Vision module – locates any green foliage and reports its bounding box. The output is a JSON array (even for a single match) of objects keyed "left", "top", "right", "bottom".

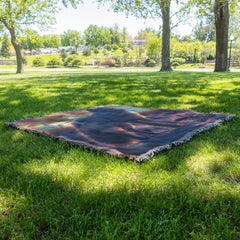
[
  {"left": 47, "top": 57, "right": 63, "bottom": 68},
  {"left": 33, "top": 56, "right": 45, "bottom": 67},
  {"left": 70, "top": 48, "right": 78, "bottom": 55},
  {"left": 114, "top": 49, "right": 124, "bottom": 55},
  {"left": 93, "top": 48, "right": 100, "bottom": 54},
  {"left": 40, "top": 34, "right": 61, "bottom": 48},
  {"left": 103, "top": 49, "right": 108, "bottom": 55},
  {"left": 229, "top": 5, "right": 240, "bottom": 41},
  {"left": 61, "top": 30, "right": 83, "bottom": 49},
  {"left": 19, "top": 29, "right": 42, "bottom": 51},
  {"left": 84, "top": 25, "right": 111, "bottom": 47},
  {"left": 146, "top": 36, "right": 161, "bottom": 62},
  {"left": 64, "top": 55, "right": 76, "bottom": 66},
  {"left": 135, "top": 28, "right": 154, "bottom": 42},
  {"left": 64, "top": 55, "right": 83, "bottom": 67},
  {"left": 71, "top": 57, "right": 83, "bottom": 67},
  {"left": 193, "top": 49, "right": 199, "bottom": 63},
  {"left": 112, "top": 55, "right": 123, "bottom": 67},
  {"left": 109, "top": 24, "right": 121, "bottom": 45},
  {"left": 0, "top": 0, "right": 76, "bottom": 73},
  {"left": 144, "top": 58, "right": 156, "bottom": 67},
  {"left": 82, "top": 49, "right": 91, "bottom": 57},
  {"left": 188, "top": 0, "right": 238, "bottom": 18},
  {"left": 121, "top": 27, "right": 128, "bottom": 44},
  {"left": 0, "top": 37, "right": 11, "bottom": 59},
  {"left": 62, "top": 0, "right": 82, "bottom": 8},
  {"left": 200, "top": 48, "right": 211, "bottom": 63},
  {"left": 94, "top": 58, "right": 101, "bottom": 66},
  {"left": 171, "top": 62, "right": 180, "bottom": 68},
  {"left": 122, "top": 47, "right": 128, "bottom": 53},
  {"left": 60, "top": 49, "right": 68, "bottom": 60},
  {"left": 231, "top": 42, "right": 240, "bottom": 62},
  {"left": 135, "top": 45, "right": 146, "bottom": 59},
  {"left": 171, "top": 39, "right": 216, "bottom": 62},
  {"left": 96, "top": 0, "right": 162, "bottom": 20},
  {"left": 0, "top": 0, "right": 60, "bottom": 32},
  {"left": 193, "top": 21, "right": 215, "bottom": 42},
  {"left": 133, "top": 58, "right": 144, "bottom": 67},
  {"left": 123, "top": 53, "right": 131, "bottom": 66},
  {"left": 106, "top": 44, "right": 112, "bottom": 51},
  {"left": 129, "top": 42, "right": 134, "bottom": 50},
  {"left": 112, "top": 43, "right": 119, "bottom": 51},
  {"left": 170, "top": 58, "right": 186, "bottom": 65}
]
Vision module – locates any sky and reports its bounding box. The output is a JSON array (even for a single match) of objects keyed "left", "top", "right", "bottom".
[{"left": 40, "top": 1, "right": 195, "bottom": 37}]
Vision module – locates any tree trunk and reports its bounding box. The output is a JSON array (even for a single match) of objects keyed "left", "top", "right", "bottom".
[
  {"left": 9, "top": 27, "right": 24, "bottom": 73},
  {"left": 160, "top": 0, "right": 172, "bottom": 71},
  {"left": 214, "top": 0, "right": 229, "bottom": 72}
]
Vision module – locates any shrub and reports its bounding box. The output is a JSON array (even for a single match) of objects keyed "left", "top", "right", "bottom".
[
  {"left": 193, "top": 49, "right": 199, "bottom": 63},
  {"left": 133, "top": 58, "right": 143, "bottom": 67},
  {"left": 200, "top": 56, "right": 207, "bottom": 64},
  {"left": 64, "top": 56, "right": 83, "bottom": 67},
  {"left": 82, "top": 49, "right": 91, "bottom": 57},
  {"left": 103, "top": 49, "right": 108, "bottom": 55},
  {"left": 102, "top": 57, "right": 116, "bottom": 67},
  {"left": 60, "top": 49, "right": 68, "bottom": 60},
  {"left": 33, "top": 56, "right": 45, "bottom": 67},
  {"left": 126, "top": 60, "right": 134, "bottom": 67},
  {"left": 170, "top": 58, "right": 185, "bottom": 65},
  {"left": 94, "top": 58, "right": 101, "bottom": 66},
  {"left": 173, "top": 50, "right": 187, "bottom": 59},
  {"left": 144, "top": 58, "right": 156, "bottom": 67},
  {"left": 122, "top": 47, "right": 128, "bottom": 53},
  {"left": 70, "top": 48, "right": 78, "bottom": 55},
  {"left": 123, "top": 53, "right": 130, "bottom": 67},
  {"left": 47, "top": 57, "right": 62, "bottom": 68},
  {"left": 114, "top": 49, "right": 124, "bottom": 55},
  {"left": 112, "top": 44, "right": 119, "bottom": 51},
  {"left": 112, "top": 55, "right": 123, "bottom": 67},
  {"left": 147, "top": 36, "right": 161, "bottom": 62},
  {"left": 64, "top": 56, "right": 75, "bottom": 66},
  {"left": 94, "top": 48, "right": 99, "bottom": 54},
  {"left": 106, "top": 45, "right": 112, "bottom": 51},
  {"left": 171, "top": 62, "right": 180, "bottom": 68},
  {"left": 208, "top": 54, "right": 215, "bottom": 60},
  {"left": 71, "top": 57, "right": 83, "bottom": 67},
  {"left": 129, "top": 43, "right": 134, "bottom": 50}
]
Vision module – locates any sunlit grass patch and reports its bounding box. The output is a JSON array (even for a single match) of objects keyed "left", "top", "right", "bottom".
[{"left": 0, "top": 71, "right": 239, "bottom": 239}]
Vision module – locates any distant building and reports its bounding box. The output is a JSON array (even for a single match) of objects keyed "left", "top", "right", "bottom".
[
  {"left": 39, "top": 48, "right": 58, "bottom": 54},
  {"left": 132, "top": 40, "right": 147, "bottom": 47},
  {"left": 58, "top": 46, "right": 75, "bottom": 53},
  {"left": 78, "top": 45, "right": 89, "bottom": 52},
  {"left": 24, "top": 50, "right": 41, "bottom": 55}
]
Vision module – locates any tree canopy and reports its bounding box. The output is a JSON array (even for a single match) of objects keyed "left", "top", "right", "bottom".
[
  {"left": 84, "top": 25, "right": 111, "bottom": 47},
  {"left": 61, "top": 30, "right": 83, "bottom": 49},
  {"left": 0, "top": 36, "right": 11, "bottom": 59},
  {"left": 0, "top": 0, "right": 83, "bottom": 73},
  {"left": 96, "top": 0, "right": 183, "bottom": 71}
]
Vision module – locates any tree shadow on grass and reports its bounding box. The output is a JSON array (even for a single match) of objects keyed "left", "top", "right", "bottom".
[
  {"left": 1, "top": 71, "right": 239, "bottom": 169},
  {"left": 1, "top": 146, "right": 240, "bottom": 239},
  {"left": 0, "top": 71, "right": 240, "bottom": 239}
]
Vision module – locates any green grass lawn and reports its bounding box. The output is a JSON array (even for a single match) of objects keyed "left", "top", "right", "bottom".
[{"left": 0, "top": 71, "right": 239, "bottom": 239}]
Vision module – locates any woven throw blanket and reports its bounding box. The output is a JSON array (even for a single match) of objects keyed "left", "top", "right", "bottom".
[{"left": 5, "top": 105, "right": 235, "bottom": 162}]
